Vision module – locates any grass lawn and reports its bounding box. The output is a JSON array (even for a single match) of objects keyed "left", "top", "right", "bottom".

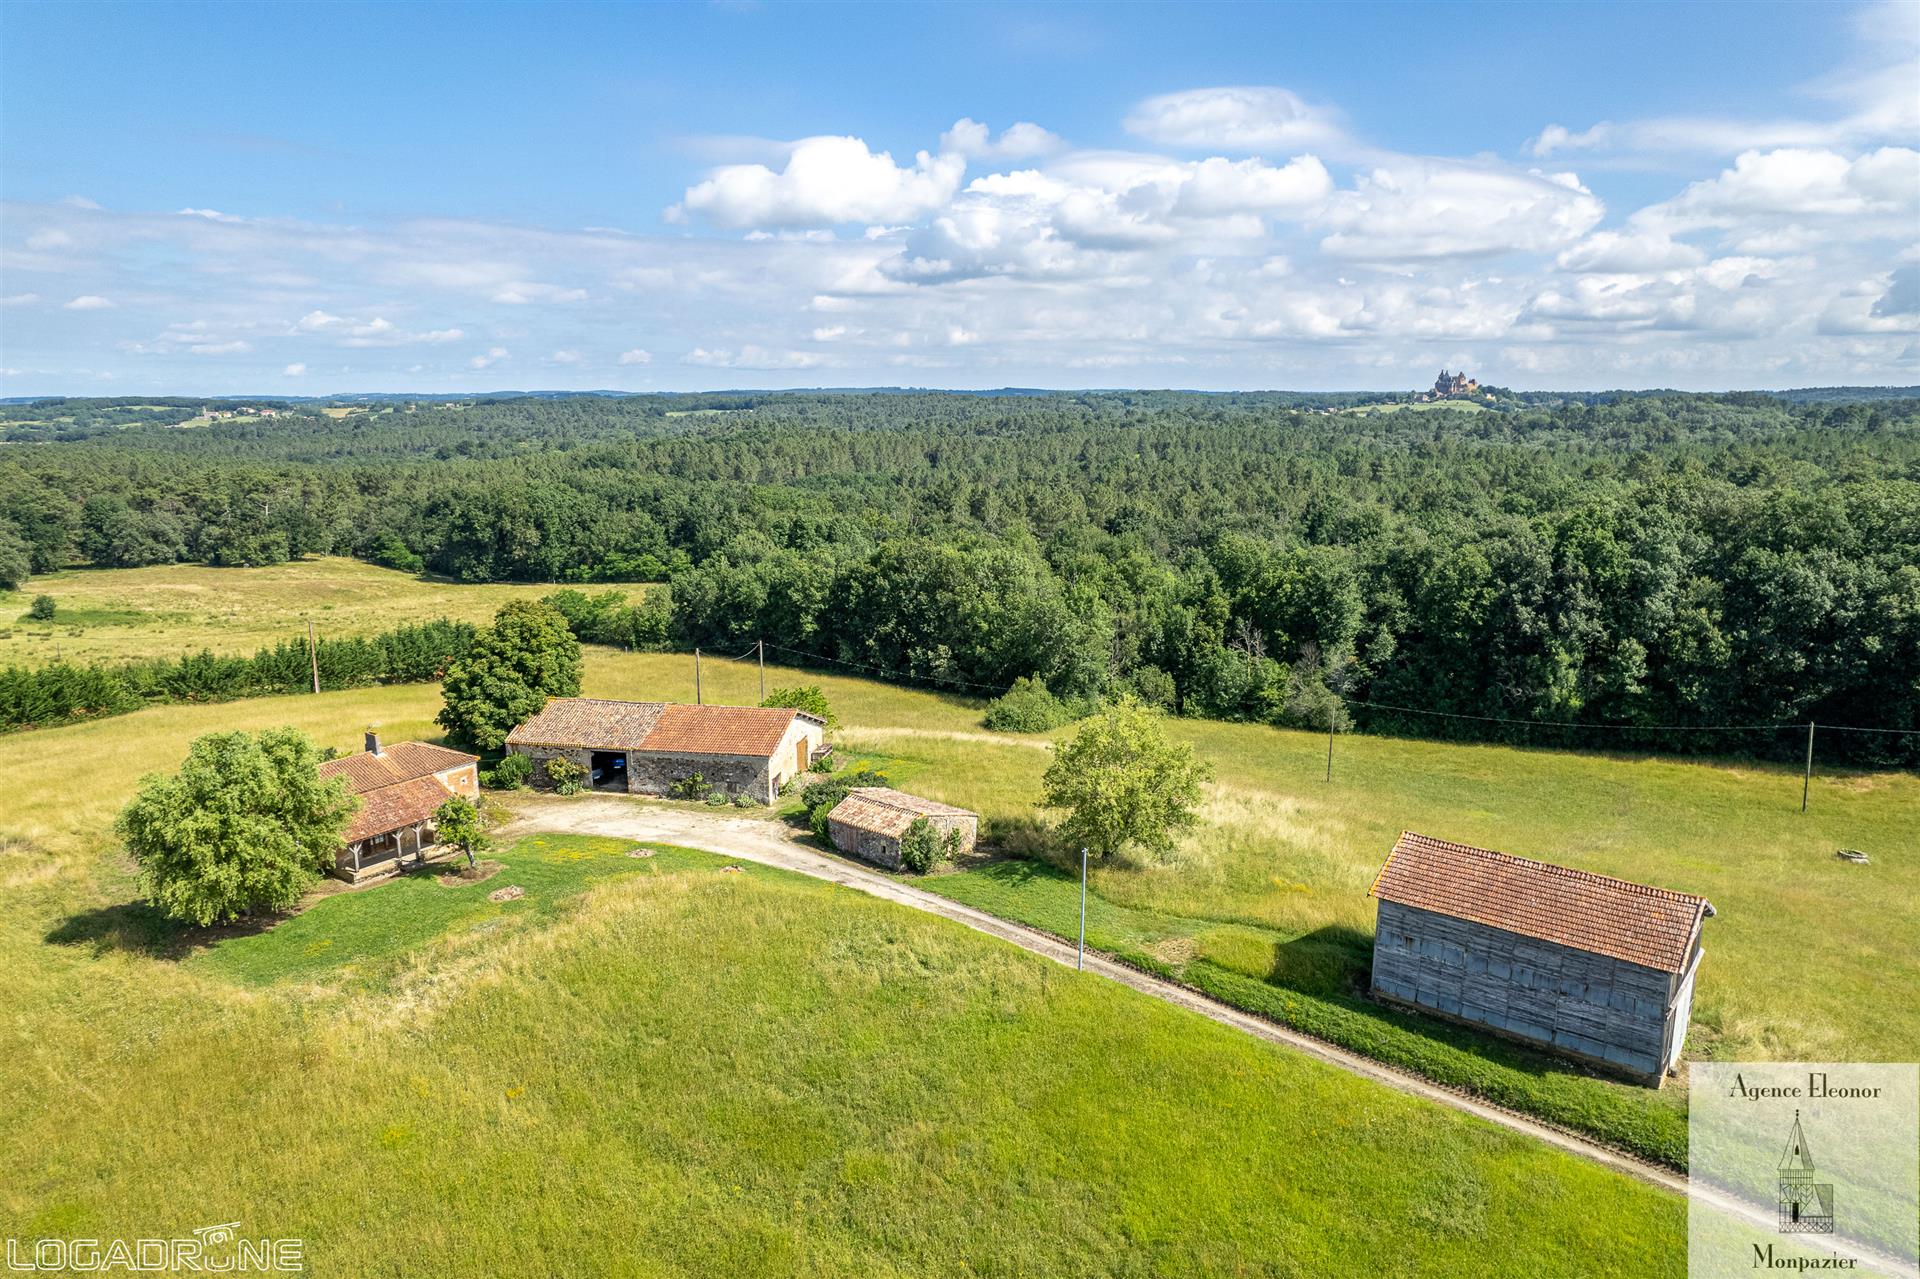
[
  {"left": 0, "top": 556, "right": 653, "bottom": 667},
  {"left": 8, "top": 832, "right": 1686, "bottom": 1276},
  {"left": 3, "top": 578, "right": 1914, "bottom": 1268}
]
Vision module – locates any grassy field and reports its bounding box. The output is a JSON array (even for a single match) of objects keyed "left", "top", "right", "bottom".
[
  {"left": 4, "top": 582, "right": 1914, "bottom": 1269},
  {"left": 0, "top": 557, "right": 651, "bottom": 666},
  {"left": 3, "top": 760, "right": 1690, "bottom": 1274}
]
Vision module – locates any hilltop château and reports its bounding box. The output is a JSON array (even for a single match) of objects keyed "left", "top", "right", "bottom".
[{"left": 1433, "top": 369, "right": 1479, "bottom": 398}]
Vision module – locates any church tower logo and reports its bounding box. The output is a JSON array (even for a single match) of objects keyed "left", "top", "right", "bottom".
[{"left": 1777, "top": 1109, "right": 1836, "bottom": 1234}]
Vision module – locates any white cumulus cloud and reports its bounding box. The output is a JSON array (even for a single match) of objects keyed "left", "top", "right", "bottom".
[
  {"left": 1319, "top": 162, "right": 1604, "bottom": 259},
  {"left": 1124, "top": 86, "right": 1346, "bottom": 152},
  {"left": 617, "top": 348, "right": 653, "bottom": 365},
  {"left": 63, "top": 294, "right": 114, "bottom": 310},
  {"left": 671, "top": 135, "right": 966, "bottom": 228}
]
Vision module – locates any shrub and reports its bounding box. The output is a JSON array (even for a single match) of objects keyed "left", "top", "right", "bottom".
[
  {"left": 486, "top": 752, "right": 533, "bottom": 791},
  {"left": 984, "top": 675, "right": 1076, "bottom": 733},
  {"left": 731, "top": 793, "right": 758, "bottom": 808},
  {"left": 28, "top": 595, "right": 55, "bottom": 622},
  {"left": 668, "top": 773, "right": 708, "bottom": 801},
  {"left": 544, "top": 756, "right": 585, "bottom": 796},
  {"left": 704, "top": 791, "right": 729, "bottom": 807},
  {"left": 761, "top": 684, "right": 836, "bottom": 731},
  {"left": 899, "top": 817, "right": 942, "bottom": 874},
  {"left": 1042, "top": 696, "right": 1211, "bottom": 863},
  {"left": 810, "top": 804, "right": 835, "bottom": 842},
  {"left": 432, "top": 794, "right": 493, "bottom": 869}
]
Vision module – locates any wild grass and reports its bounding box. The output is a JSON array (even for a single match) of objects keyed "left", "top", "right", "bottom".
[
  {"left": 8, "top": 852, "right": 1685, "bottom": 1276},
  {"left": 3, "top": 579, "right": 1913, "bottom": 1268},
  {"left": 0, "top": 556, "right": 652, "bottom": 667}
]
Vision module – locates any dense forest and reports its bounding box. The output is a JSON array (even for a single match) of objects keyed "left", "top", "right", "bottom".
[{"left": 3, "top": 390, "right": 1916, "bottom": 763}]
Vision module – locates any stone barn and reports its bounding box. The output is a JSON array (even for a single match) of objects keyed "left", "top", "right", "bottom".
[
  {"left": 319, "top": 732, "right": 480, "bottom": 882},
  {"left": 826, "top": 787, "right": 978, "bottom": 870},
  {"left": 504, "top": 697, "right": 826, "bottom": 804},
  {"left": 1367, "top": 831, "right": 1713, "bottom": 1086}
]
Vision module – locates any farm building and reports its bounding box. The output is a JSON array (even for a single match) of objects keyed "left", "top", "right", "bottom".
[
  {"left": 319, "top": 732, "right": 480, "bottom": 883},
  {"left": 505, "top": 698, "right": 826, "bottom": 804},
  {"left": 1368, "top": 831, "right": 1713, "bottom": 1086},
  {"left": 825, "top": 787, "right": 978, "bottom": 870}
]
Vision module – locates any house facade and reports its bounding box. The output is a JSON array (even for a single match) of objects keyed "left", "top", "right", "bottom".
[
  {"left": 319, "top": 733, "right": 479, "bottom": 882},
  {"left": 504, "top": 698, "right": 826, "bottom": 804},
  {"left": 1368, "top": 831, "right": 1712, "bottom": 1086},
  {"left": 825, "top": 787, "right": 978, "bottom": 870}
]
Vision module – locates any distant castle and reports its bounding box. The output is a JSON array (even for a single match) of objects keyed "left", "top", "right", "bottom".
[{"left": 1432, "top": 369, "right": 1479, "bottom": 398}]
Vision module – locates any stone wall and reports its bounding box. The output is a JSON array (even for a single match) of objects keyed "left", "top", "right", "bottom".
[
  {"left": 627, "top": 750, "right": 773, "bottom": 802},
  {"left": 507, "top": 743, "right": 779, "bottom": 802},
  {"left": 828, "top": 819, "right": 903, "bottom": 869},
  {"left": 1370, "top": 899, "right": 1680, "bottom": 1084}
]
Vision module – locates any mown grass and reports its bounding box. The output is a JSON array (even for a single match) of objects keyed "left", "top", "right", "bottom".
[
  {"left": 0, "top": 556, "right": 652, "bottom": 666},
  {"left": 10, "top": 854, "right": 1687, "bottom": 1276},
  {"left": 188, "top": 835, "right": 731, "bottom": 986}
]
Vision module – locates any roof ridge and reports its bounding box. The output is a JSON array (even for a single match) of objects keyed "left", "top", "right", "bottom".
[{"left": 1399, "top": 831, "right": 1705, "bottom": 905}]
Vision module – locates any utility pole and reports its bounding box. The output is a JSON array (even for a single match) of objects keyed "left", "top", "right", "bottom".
[
  {"left": 695, "top": 647, "right": 702, "bottom": 705},
  {"left": 1802, "top": 722, "right": 1815, "bottom": 813},
  {"left": 758, "top": 639, "right": 766, "bottom": 702},
  {"left": 307, "top": 619, "right": 320, "bottom": 694},
  {"left": 1078, "top": 847, "right": 1088, "bottom": 972},
  {"left": 1326, "top": 718, "right": 1335, "bottom": 783}
]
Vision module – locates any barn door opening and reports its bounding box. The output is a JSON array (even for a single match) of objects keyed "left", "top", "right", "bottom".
[
  {"left": 589, "top": 751, "right": 628, "bottom": 792},
  {"left": 795, "top": 739, "right": 808, "bottom": 775}
]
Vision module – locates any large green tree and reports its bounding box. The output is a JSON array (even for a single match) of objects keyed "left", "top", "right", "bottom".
[
  {"left": 1041, "top": 697, "right": 1212, "bottom": 862},
  {"left": 437, "top": 600, "right": 583, "bottom": 750},
  {"left": 116, "top": 727, "right": 358, "bottom": 925}
]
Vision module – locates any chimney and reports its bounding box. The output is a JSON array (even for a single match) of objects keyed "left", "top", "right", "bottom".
[{"left": 365, "top": 729, "right": 382, "bottom": 756}]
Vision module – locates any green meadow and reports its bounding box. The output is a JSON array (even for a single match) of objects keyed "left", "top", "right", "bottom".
[{"left": 5, "top": 565, "right": 1916, "bottom": 1272}]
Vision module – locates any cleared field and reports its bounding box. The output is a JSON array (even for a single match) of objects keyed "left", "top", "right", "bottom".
[
  {"left": 0, "top": 557, "right": 652, "bottom": 666},
  {"left": 1, "top": 685, "right": 1691, "bottom": 1274}
]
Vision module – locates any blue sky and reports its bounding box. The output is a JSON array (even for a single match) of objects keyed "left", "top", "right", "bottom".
[{"left": 2, "top": 0, "right": 1915, "bottom": 393}]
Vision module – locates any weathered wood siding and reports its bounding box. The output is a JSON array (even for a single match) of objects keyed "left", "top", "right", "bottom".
[{"left": 1370, "top": 900, "right": 1680, "bottom": 1082}]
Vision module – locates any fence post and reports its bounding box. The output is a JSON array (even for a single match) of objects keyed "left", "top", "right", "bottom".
[
  {"left": 695, "top": 647, "right": 702, "bottom": 705},
  {"left": 1801, "top": 721, "right": 1815, "bottom": 813},
  {"left": 1326, "top": 718, "right": 1335, "bottom": 783},
  {"left": 307, "top": 619, "right": 320, "bottom": 694},
  {"left": 758, "top": 639, "right": 766, "bottom": 702}
]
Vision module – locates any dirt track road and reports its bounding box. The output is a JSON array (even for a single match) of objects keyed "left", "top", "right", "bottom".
[{"left": 502, "top": 793, "right": 1911, "bottom": 1277}]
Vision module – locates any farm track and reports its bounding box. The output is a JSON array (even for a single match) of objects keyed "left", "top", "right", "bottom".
[{"left": 505, "top": 793, "right": 1914, "bottom": 1279}]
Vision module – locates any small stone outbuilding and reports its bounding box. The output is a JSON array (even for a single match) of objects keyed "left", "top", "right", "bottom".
[
  {"left": 504, "top": 697, "right": 825, "bottom": 804},
  {"left": 319, "top": 732, "right": 479, "bottom": 882},
  {"left": 826, "top": 787, "right": 978, "bottom": 870},
  {"left": 1368, "top": 831, "right": 1713, "bottom": 1086}
]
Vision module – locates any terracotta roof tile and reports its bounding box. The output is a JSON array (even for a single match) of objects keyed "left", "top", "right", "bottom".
[
  {"left": 641, "top": 703, "right": 801, "bottom": 757},
  {"left": 342, "top": 776, "right": 455, "bottom": 843},
  {"left": 1369, "top": 831, "right": 1709, "bottom": 974},
  {"left": 320, "top": 740, "right": 477, "bottom": 793},
  {"left": 504, "top": 698, "right": 665, "bottom": 750},
  {"left": 506, "top": 698, "right": 823, "bottom": 758},
  {"left": 827, "top": 787, "right": 977, "bottom": 839}
]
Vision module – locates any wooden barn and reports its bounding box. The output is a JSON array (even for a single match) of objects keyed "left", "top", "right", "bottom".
[
  {"left": 825, "top": 787, "right": 978, "bottom": 870},
  {"left": 505, "top": 697, "right": 826, "bottom": 804},
  {"left": 1367, "top": 831, "right": 1713, "bottom": 1086},
  {"left": 319, "top": 732, "right": 479, "bottom": 882}
]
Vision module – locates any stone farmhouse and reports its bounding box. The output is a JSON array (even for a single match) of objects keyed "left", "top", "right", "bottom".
[
  {"left": 1368, "top": 831, "right": 1712, "bottom": 1086},
  {"left": 505, "top": 698, "right": 826, "bottom": 804},
  {"left": 320, "top": 732, "right": 480, "bottom": 883},
  {"left": 826, "top": 787, "right": 978, "bottom": 870}
]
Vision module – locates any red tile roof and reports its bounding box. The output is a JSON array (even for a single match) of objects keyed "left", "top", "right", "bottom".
[
  {"left": 504, "top": 698, "right": 665, "bottom": 750},
  {"left": 505, "top": 698, "right": 820, "bottom": 759},
  {"left": 827, "top": 787, "right": 977, "bottom": 839},
  {"left": 318, "top": 740, "right": 477, "bottom": 842},
  {"left": 341, "top": 776, "right": 456, "bottom": 843},
  {"left": 319, "top": 740, "right": 476, "bottom": 792},
  {"left": 1369, "top": 831, "right": 1709, "bottom": 974},
  {"left": 641, "top": 703, "right": 803, "bottom": 757}
]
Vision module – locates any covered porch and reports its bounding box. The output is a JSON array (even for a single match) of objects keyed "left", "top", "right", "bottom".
[{"left": 336, "top": 821, "right": 457, "bottom": 884}]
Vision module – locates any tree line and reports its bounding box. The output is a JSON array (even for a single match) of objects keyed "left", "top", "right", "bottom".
[
  {"left": 2, "top": 390, "right": 1915, "bottom": 763},
  {"left": 0, "top": 619, "right": 474, "bottom": 732}
]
